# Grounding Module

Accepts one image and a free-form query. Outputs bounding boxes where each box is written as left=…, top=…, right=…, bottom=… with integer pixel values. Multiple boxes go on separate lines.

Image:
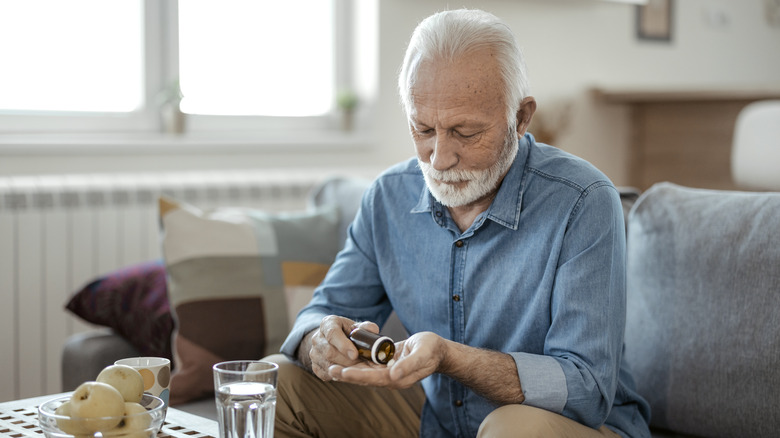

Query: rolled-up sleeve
left=511, top=352, right=568, bottom=413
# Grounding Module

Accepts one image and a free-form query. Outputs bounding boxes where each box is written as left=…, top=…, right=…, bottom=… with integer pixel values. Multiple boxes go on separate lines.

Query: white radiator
left=0, top=169, right=352, bottom=402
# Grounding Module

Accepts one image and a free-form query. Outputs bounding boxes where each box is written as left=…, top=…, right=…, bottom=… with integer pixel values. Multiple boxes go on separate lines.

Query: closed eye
left=414, top=126, right=434, bottom=136
left=455, top=130, right=479, bottom=139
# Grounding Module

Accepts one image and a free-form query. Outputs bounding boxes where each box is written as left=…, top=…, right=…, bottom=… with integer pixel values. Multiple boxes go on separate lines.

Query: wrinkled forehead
left=409, top=51, right=505, bottom=112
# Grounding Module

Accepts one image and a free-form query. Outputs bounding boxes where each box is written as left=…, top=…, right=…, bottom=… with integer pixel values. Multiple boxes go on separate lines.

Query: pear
left=105, top=402, right=152, bottom=438
left=97, top=364, right=145, bottom=403
left=54, top=400, right=89, bottom=435
left=69, top=381, right=125, bottom=432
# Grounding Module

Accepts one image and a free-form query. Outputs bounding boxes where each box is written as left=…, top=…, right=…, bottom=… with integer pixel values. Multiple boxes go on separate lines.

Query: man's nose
left=431, top=132, right=458, bottom=171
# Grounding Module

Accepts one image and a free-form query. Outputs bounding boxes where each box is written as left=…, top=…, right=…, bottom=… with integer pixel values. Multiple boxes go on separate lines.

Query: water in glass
left=216, top=381, right=276, bottom=438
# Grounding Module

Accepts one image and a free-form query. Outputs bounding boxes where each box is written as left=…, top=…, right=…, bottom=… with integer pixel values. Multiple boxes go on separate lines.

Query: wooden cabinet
left=594, top=87, right=780, bottom=190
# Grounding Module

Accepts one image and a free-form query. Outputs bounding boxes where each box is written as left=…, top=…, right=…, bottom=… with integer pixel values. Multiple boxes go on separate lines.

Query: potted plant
left=158, top=80, right=185, bottom=135
left=337, top=89, right=358, bottom=132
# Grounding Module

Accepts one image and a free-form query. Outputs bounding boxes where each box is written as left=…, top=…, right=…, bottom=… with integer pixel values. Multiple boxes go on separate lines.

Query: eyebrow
left=410, top=116, right=485, bottom=129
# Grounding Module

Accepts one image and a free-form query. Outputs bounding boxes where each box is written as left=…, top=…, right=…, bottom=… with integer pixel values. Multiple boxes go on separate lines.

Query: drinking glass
left=213, top=360, right=279, bottom=438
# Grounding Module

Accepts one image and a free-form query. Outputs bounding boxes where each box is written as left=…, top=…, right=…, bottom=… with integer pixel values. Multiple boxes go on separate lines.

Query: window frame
left=0, top=0, right=371, bottom=141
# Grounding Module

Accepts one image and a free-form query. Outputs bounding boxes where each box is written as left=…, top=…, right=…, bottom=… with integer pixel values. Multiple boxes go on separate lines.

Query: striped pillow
left=159, top=196, right=340, bottom=405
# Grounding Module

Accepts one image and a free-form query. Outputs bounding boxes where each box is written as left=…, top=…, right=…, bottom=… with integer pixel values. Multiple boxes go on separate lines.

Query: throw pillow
left=624, top=182, right=780, bottom=437
left=65, top=260, right=173, bottom=360
left=159, top=196, right=341, bottom=405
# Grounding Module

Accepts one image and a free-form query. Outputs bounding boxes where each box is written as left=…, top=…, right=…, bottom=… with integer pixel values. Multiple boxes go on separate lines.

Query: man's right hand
left=298, top=315, right=382, bottom=382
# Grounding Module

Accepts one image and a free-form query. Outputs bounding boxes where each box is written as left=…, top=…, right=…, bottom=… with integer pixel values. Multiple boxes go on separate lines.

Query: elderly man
left=271, top=8, right=651, bottom=438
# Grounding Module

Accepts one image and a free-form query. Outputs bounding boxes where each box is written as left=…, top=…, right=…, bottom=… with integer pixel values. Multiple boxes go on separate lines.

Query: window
left=179, top=0, right=334, bottom=117
left=0, top=0, right=144, bottom=113
left=0, top=0, right=373, bottom=138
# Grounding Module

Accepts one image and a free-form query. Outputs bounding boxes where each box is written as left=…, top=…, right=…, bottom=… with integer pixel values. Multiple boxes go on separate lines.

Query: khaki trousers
left=265, top=354, right=621, bottom=438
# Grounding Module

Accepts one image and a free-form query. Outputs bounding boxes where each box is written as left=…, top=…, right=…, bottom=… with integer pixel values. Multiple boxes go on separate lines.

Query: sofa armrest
left=61, top=328, right=141, bottom=391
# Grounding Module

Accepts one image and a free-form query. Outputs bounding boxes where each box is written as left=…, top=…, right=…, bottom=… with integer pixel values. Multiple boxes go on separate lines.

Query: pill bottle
left=349, top=328, right=395, bottom=365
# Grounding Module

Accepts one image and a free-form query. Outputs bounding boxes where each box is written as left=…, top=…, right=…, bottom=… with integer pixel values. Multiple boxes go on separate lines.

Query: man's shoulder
left=356, top=158, right=426, bottom=209
left=525, top=141, right=614, bottom=194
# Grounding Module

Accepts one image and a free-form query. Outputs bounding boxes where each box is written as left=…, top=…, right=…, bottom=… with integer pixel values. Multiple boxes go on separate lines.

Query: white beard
left=418, top=131, right=518, bottom=208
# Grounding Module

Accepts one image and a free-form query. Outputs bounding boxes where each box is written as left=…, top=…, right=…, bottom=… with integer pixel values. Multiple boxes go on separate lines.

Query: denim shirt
left=281, top=134, right=651, bottom=438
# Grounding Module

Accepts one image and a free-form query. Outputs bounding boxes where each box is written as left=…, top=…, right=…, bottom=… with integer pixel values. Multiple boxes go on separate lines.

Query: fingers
left=308, top=315, right=362, bottom=381
left=336, top=362, right=400, bottom=387
left=387, top=333, right=442, bottom=386
left=334, top=357, right=421, bottom=389
left=323, top=315, right=360, bottom=361
left=329, top=337, right=427, bottom=389
left=313, top=331, right=443, bottom=389
left=387, top=356, right=433, bottom=386
left=307, top=316, right=419, bottom=384
left=352, top=320, right=381, bottom=335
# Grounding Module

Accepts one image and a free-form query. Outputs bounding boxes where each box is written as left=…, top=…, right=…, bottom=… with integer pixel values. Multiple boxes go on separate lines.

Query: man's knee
left=260, top=354, right=311, bottom=405
left=478, top=405, right=562, bottom=438
left=261, top=353, right=297, bottom=372
left=262, top=354, right=304, bottom=381
left=478, top=405, right=618, bottom=438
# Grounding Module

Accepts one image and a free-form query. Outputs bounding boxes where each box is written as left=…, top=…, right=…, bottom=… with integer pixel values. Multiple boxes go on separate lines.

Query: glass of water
left=213, top=360, right=279, bottom=438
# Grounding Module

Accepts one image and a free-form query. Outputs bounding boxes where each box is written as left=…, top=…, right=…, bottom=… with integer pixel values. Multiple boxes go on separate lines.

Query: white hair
left=398, top=9, right=531, bottom=129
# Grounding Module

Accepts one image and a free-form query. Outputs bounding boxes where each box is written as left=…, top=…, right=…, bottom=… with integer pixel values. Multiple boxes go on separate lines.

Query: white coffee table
left=0, top=392, right=218, bottom=437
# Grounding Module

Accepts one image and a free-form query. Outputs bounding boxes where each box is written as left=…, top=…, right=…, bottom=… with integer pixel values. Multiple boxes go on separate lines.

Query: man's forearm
left=438, top=339, right=525, bottom=405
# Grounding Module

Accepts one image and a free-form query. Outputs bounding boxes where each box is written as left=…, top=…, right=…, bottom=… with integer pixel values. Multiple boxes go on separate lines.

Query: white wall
left=2, top=0, right=779, bottom=185
left=372, top=0, right=780, bottom=185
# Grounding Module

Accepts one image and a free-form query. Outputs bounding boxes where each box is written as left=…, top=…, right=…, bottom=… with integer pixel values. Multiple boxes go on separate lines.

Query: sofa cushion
left=307, top=176, right=371, bottom=248
left=624, top=182, right=780, bottom=437
left=65, top=260, right=173, bottom=360
left=159, top=196, right=341, bottom=405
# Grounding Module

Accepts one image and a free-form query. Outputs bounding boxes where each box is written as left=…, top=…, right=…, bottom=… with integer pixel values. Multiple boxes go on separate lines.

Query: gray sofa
left=61, top=178, right=780, bottom=437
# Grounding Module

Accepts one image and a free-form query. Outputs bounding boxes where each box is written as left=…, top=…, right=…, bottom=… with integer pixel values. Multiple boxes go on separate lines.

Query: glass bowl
left=38, top=393, right=165, bottom=438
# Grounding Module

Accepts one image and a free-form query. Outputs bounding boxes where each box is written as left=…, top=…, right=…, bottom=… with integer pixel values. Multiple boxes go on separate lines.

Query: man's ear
left=515, top=97, right=537, bottom=137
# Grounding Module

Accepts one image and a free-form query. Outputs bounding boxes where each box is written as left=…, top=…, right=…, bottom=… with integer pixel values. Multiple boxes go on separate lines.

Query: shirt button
left=455, top=240, right=464, bottom=247
left=453, top=295, right=460, bottom=301
left=454, top=400, right=463, bottom=407
left=435, top=211, right=443, bottom=217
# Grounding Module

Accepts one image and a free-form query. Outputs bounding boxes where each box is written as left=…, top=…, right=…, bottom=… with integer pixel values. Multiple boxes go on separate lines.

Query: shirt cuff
left=510, top=352, right=568, bottom=413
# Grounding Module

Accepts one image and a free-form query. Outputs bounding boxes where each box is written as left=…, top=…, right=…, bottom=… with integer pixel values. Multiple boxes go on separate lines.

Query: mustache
left=417, top=161, right=481, bottom=182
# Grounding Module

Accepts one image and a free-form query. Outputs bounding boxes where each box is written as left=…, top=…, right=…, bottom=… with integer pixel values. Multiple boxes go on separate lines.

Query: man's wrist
left=435, top=336, right=455, bottom=375
left=296, top=329, right=316, bottom=372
